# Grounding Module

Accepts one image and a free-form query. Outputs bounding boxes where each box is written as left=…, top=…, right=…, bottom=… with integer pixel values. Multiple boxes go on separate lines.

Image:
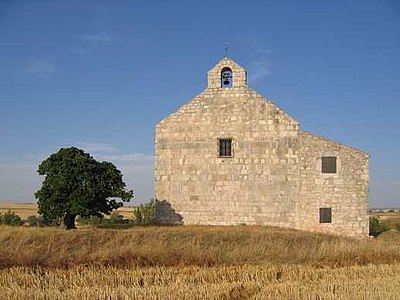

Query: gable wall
left=155, top=87, right=301, bottom=226
left=155, top=58, right=369, bottom=237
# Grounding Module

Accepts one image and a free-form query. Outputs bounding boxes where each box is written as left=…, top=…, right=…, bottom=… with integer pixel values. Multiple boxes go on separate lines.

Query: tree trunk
left=64, top=213, right=77, bottom=230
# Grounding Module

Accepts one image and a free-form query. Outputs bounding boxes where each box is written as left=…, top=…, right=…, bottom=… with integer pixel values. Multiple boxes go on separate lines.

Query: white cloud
left=83, top=32, right=112, bottom=43
left=370, top=180, right=400, bottom=208
left=98, top=153, right=154, bottom=164
left=69, top=32, right=113, bottom=55
left=117, top=162, right=154, bottom=204
left=21, top=57, right=55, bottom=75
left=77, top=142, right=118, bottom=154
left=93, top=5, right=110, bottom=24
left=75, top=142, right=154, bottom=203
left=0, top=143, right=154, bottom=204
left=68, top=47, right=87, bottom=55
left=248, top=49, right=271, bottom=83
left=76, top=142, right=154, bottom=164
left=82, top=32, right=112, bottom=48
left=0, top=159, right=42, bottom=202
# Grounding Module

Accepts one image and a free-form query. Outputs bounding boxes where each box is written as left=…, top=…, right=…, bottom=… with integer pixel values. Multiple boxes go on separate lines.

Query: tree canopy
left=35, top=147, right=133, bottom=229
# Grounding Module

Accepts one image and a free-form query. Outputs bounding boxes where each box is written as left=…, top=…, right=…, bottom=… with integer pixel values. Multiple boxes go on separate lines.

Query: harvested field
left=1, top=211, right=399, bottom=299
left=1, top=264, right=399, bottom=299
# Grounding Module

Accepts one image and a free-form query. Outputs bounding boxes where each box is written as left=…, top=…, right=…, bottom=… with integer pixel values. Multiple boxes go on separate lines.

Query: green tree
left=0, top=210, right=23, bottom=226
left=133, top=199, right=156, bottom=225
left=109, top=212, right=127, bottom=224
left=35, top=147, right=133, bottom=229
left=369, top=216, right=390, bottom=237
left=26, top=215, right=48, bottom=227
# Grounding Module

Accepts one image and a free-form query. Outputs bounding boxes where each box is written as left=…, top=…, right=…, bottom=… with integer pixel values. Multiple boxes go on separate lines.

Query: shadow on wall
left=155, top=199, right=184, bottom=225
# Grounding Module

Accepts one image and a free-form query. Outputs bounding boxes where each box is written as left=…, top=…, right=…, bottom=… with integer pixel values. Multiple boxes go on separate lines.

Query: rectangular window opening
left=322, top=156, right=337, bottom=173
left=219, top=138, right=233, bottom=157
left=319, top=207, right=332, bottom=223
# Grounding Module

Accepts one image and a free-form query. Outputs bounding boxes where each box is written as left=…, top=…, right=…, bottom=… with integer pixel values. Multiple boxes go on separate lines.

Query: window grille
left=219, top=138, right=232, bottom=157
left=322, top=156, right=337, bottom=173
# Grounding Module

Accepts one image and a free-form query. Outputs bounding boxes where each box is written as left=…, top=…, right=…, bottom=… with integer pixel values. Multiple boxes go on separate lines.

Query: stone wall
left=155, top=57, right=369, bottom=237
left=155, top=85, right=301, bottom=227
left=297, top=132, right=369, bottom=237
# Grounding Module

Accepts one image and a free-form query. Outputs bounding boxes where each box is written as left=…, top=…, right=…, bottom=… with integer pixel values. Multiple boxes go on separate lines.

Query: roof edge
left=299, top=131, right=369, bottom=157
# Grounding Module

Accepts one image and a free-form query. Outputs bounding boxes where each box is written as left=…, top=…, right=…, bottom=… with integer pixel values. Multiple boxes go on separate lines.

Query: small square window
left=322, top=156, right=337, bottom=173
left=219, top=138, right=233, bottom=157
left=319, top=207, right=332, bottom=223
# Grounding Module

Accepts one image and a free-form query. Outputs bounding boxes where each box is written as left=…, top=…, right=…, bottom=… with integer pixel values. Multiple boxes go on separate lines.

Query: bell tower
left=207, top=57, right=247, bottom=89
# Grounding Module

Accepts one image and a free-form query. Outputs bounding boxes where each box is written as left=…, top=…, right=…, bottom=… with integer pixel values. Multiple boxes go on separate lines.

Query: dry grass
left=0, top=225, right=399, bottom=299
left=0, top=264, right=399, bottom=299
left=0, top=225, right=399, bottom=269
left=1, top=206, right=399, bottom=299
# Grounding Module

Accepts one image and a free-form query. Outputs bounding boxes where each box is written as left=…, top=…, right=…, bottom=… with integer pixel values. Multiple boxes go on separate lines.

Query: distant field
left=0, top=202, right=38, bottom=219
left=0, top=202, right=136, bottom=219
left=370, top=209, right=400, bottom=230
left=371, top=209, right=400, bottom=220
left=2, top=202, right=399, bottom=225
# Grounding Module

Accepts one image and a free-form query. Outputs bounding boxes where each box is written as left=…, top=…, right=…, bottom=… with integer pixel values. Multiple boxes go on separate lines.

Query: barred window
left=319, top=207, right=332, bottom=223
left=322, top=156, right=337, bottom=173
left=219, top=138, right=233, bottom=157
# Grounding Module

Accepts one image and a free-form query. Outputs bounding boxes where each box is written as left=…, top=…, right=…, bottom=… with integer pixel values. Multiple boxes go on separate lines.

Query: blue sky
left=0, top=0, right=399, bottom=208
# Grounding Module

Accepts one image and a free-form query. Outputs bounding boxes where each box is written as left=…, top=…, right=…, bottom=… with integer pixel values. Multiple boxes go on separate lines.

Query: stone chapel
left=155, top=57, right=369, bottom=237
